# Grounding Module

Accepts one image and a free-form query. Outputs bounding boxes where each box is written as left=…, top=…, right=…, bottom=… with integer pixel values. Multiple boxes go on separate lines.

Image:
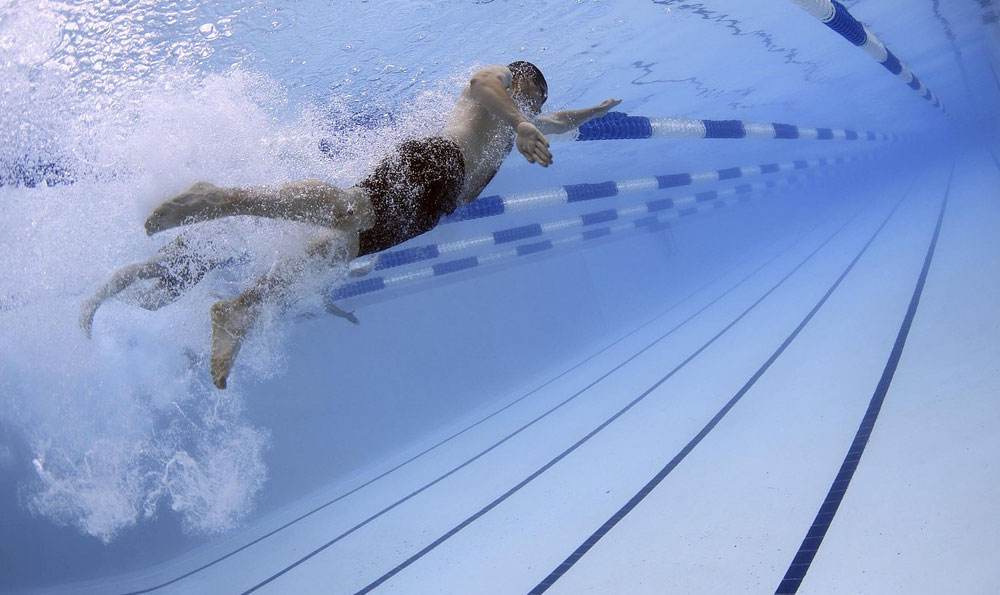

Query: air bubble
left=198, top=23, right=219, bottom=41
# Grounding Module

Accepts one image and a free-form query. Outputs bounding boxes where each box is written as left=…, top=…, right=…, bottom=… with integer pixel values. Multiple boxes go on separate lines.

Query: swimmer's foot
left=145, top=182, right=233, bottom=235
left=79, top=298, right=99, bottom=339
left=210, top=297, right=256, bottom=390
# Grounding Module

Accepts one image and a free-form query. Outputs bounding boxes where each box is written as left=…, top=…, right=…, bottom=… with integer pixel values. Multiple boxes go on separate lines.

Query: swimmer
left=80, top=235, right=360, bottom=337
left=144, top=61, right=621, bottom=389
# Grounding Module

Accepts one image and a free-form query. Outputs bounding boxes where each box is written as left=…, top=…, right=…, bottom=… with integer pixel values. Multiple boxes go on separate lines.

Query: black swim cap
left=507, top=61, right=547, bottom=102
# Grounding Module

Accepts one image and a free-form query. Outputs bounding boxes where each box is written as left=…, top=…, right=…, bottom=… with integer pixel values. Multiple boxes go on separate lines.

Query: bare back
left=441, top=69, right=518, bottom=203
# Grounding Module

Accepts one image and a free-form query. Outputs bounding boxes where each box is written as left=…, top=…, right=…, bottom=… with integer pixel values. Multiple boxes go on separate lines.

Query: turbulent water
left=0, top=2, right=466, bottom=544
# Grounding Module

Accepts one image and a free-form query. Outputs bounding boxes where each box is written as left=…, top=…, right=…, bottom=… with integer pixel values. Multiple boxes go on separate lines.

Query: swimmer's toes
left=144, top=212, right=168, bottom=235
left=210, top=300, right=252, bottom=390
left=145, top=182, right=225, bottom=235
left=211, top=364, right=228, bottom=390
left=145, top=199, right=187, bottom=235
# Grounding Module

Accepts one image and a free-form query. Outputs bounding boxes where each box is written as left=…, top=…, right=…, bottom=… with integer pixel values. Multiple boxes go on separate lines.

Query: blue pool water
left=1, top=1, right=998, bottom=593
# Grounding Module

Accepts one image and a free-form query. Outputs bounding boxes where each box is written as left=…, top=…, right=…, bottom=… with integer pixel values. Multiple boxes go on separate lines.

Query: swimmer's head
left=508, top=61, right=547, bottom=116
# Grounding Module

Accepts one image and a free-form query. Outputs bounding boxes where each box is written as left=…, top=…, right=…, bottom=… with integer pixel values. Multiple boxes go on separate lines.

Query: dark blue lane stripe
left=233, top=224, right=823, bottom=595
left=376, top=245, right=440, bottom=270
left=775, top=166, right=952, bottom=594
left=433, top=256, right=479, bottom=276
left=119, top=234, right=794, bottom=595
left=582, top=227, right=612, bottom=241
left=564, top=181, right=618, bottom=203
left=351, top=202, right=874, bottom=595
left=516, top=240, right=553, bottom=256
left=494, top=224, right=544, bottom=245
left=825, top=0, right=868, bottom=46
left=529, top=177, right=917, bottom=595
left=773, top=124, right=800, bottom=139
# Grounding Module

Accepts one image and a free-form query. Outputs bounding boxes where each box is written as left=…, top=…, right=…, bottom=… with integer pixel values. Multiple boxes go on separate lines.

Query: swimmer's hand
left=516, top=121, right=552, bottom=167
left=533, top=99, right=624, bottom=136
left=590, top=98, right=623, bottom=120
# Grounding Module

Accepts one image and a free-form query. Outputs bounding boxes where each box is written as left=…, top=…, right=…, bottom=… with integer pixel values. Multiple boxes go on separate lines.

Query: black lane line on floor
left=347, top=199, right=877, bottom=595
left=116, top=226, right=811, bottom=595
left=527, top=176, right=920, bottom=595
left=228, top=206, right=851, bottom=595
left=116, top=248, right=785, bottom=595
left=238, top=209, right=845, bottom=595
left=119, top=220, right=817, bottom=595
left=774, top=165, right=953, bottom=594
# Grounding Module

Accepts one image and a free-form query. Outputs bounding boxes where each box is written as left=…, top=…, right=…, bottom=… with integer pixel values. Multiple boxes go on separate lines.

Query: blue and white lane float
left=441, top=153, right=868, bottom=224
left=790, top=0, right=945, bottom=112
left=350, top=153, right=871, bottom=277
left=331, top=171, right=826, bottom=302
left=356, top=178, right=783, bottom=276
left=547, top=112, right=900, bottom=142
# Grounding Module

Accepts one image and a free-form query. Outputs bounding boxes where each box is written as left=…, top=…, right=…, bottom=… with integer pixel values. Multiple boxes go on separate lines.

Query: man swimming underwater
left=143, top=61, right=621, bottom=389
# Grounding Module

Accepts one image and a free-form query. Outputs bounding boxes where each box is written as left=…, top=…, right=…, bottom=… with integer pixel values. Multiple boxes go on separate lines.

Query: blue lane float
left=441, top=153, right=868, bottom=225
left=354, top=178, right=773, bottom=277
left=349, top=153, right=871, bottom=278
left=790, top=0, right=945, bottom=112
left=330, top=169, right=832, bottom=304
left=549, top=112, right=900, bottom=142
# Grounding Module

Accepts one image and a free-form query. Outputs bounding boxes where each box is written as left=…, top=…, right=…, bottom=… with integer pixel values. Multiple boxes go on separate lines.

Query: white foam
left=0, top=66, right=370, bottom=542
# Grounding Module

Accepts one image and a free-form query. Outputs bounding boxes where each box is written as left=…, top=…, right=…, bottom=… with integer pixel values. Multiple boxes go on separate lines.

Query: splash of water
left=0, top=0, right=471, bottom=544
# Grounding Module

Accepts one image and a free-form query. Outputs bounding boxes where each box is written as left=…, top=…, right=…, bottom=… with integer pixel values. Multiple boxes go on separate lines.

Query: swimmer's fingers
left=529, top=138, right=552, bottom=167
left=520, top=146, right=551, bottom=167
left=592, top=98, right=623, bottom=119
left=516, top=122, right=551, bottom=166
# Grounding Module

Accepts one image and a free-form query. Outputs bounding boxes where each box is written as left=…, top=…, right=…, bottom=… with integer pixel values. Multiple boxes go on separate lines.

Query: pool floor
left=39, top=153, right=1000, bottom=595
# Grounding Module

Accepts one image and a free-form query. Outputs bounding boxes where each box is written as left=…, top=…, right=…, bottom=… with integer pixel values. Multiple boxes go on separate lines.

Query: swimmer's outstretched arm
left=468, top=66, right=553, bottom=167
left=79, top=261, right=164, bottom=338
left=533, top=98, right=623, bottom=135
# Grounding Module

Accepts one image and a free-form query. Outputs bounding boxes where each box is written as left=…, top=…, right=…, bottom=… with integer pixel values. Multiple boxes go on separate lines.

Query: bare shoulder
left=468, top=64, right=512, bottom=87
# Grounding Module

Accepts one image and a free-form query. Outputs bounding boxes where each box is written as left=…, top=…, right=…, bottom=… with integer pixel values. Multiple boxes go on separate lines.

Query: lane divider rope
left=351, top=153, right=873, bottom=280
left=790, top=0, right=945, bottom=112
left=329, top=171, right=825, bottom=304
left=547, top=111, right=903, bottom=142
left=440, top=153, right=870, bottom=224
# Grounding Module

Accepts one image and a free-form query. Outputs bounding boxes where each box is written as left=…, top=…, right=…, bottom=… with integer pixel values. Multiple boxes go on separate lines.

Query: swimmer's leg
left=131, top=284, right=180, bottom=311
left=80, top=261, right=165, bottom=338
left=209, top=230, right=357, bottom=389
left=145, top=181, right=371, bottom=235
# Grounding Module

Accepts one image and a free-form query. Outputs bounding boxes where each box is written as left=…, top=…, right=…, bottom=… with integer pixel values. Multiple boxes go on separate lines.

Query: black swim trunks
left=356, top=136, right=465, bottom=256
left=158, top=251, right=215, bottom=301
